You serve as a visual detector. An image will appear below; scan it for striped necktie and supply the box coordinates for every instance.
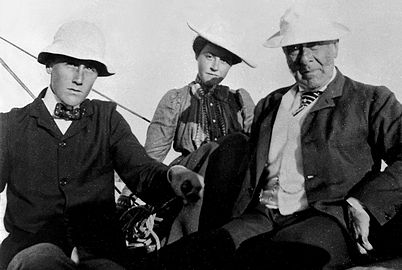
[293,91,322,116]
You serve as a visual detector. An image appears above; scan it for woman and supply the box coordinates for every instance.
[118,20,256,244]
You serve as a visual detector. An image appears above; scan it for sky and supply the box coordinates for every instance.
[1,0,402,240]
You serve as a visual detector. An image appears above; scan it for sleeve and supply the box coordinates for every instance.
[236,88,255,134]
[144,89,181,162]
[109,106,175,206]
[349,87,402,225]
[0,113,9,192]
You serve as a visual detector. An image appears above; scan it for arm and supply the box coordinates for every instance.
[348,87,402,224]
[0,113,9,193]
[110,106,202,206]
[347,87,402,253]
[236,88,255,134]
[144,89,182,162]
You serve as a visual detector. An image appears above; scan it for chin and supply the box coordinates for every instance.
[204,78,223,86]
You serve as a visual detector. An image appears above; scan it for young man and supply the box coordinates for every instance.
[0,20,203,270]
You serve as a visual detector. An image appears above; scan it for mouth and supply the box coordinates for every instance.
[299,69,316,78]
[68,88,81,93]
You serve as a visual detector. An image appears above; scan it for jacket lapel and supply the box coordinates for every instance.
[302,69,345,132]
[29,90,62,138]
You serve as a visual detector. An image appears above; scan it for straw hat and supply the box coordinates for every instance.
[264,5,349,48]
[38,20,114,76]
[188,21,256,68]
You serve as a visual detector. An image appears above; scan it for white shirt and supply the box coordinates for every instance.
[264,69,337,215]
[42,87,72,135]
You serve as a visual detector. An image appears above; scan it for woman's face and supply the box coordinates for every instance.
[197,43,233,86]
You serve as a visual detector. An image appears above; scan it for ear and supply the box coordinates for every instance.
[46,66,53,74]
[332,42,339,58]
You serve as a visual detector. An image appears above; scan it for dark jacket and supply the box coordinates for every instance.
[0,89,174,266]
[234,69,402,230]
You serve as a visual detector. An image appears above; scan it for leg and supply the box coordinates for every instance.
[78,258,125,270]
[7,243,77,270]
[199,132,250,231]
[273,212,353,269]
[233,240,330,270]
[157,228,236,270]
[233,210,353,270]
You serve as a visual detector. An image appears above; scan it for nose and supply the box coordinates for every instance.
[299,47,313,64]
[210,57,220,71]
[73,65,85,84]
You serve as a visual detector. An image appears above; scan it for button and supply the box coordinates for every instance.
[210,103,213,106]
[60,178,68,186]
[248,187,254,195]
[306,175,315,180]
[212,119,216,123]
[58,141,67,148]
[214,138,217,141]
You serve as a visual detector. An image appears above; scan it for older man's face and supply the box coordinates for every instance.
[283,40,338,91]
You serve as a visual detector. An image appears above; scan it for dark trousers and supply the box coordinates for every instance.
[157,209,351,270]
[6,243,125,270]
[230,208,353,270]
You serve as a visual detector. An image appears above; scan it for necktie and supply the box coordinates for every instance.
[293,91,322,116]
[54,103,86,120]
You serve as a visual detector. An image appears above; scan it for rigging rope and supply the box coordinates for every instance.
[0,35,150,123]
[0,57,36,99]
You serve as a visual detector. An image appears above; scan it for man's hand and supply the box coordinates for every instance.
[346,197,373,255]
[168,165,204,204]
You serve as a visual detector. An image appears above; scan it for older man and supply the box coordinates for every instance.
[156,5,402,270]
[0,20,203,270]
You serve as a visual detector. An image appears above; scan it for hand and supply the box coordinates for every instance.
[70,246,79,264]
[346,198,373,255]
[168,165,204,204]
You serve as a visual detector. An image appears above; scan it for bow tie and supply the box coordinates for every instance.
[54,103,86,120]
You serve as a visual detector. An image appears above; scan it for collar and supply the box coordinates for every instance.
[42,86,61,118]
[31,88,93,119]
[189,75,229,101]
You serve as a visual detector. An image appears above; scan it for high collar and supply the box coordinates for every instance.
[189,75,230,101]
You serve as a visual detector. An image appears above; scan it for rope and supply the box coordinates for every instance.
[0,56,36,99]
[0,35,150,123]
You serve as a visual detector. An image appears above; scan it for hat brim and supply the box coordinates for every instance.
[38,52,114,77]
[264,22,349,48]
[188,22,256,68]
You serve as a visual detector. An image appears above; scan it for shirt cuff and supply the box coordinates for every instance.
[346,197,365,211]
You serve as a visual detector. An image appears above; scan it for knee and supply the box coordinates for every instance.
[7,243,74,270]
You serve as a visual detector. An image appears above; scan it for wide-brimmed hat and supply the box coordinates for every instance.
[188,21,256,68]
[38,20,114,76]
[264,5,349,48]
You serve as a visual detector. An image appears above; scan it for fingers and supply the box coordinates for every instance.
[348,204,373,255]
[360,235,373,253]
[180,179,201,203]
[168,165,204,203]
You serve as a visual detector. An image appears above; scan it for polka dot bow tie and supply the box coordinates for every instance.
[293,91,322,116]
[54,103,86,120]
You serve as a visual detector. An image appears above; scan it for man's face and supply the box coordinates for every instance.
[197,43,233,86]
[46,56,98,107]
[283,40,339,91]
